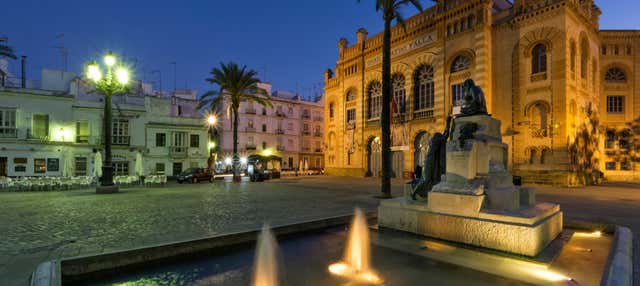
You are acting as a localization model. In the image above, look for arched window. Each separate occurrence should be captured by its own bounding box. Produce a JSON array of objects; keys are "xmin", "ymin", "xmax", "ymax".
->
[
  {"xmin": 581, "ymin": 39, "xmax": 589, "ymax": 79},
  {"xmin": 367, "ymin": 81, "xmax": 382, "ymax": 119},
  {"xmin": 414, "ymin": 65, "xmax": 435, "ymax": 111},
  {"xmin": 528, "ymin": 101, "xmax": 549, "ymax": 137},
  {"xmin": 531, "ymin": 44, "xmax": 547, "ymax": 74},
  {"xmin": 450, "ymin": 55, "xmax": 471, "ymax": 73},
  {"xmin": 346, "ymin": 89, "xmax": 356, "ymax": 101},
  {"xmin": 605, "ymin": 67, "xmax": 627, "ymax": 83},
  {"xmin": 570, "ymin": 41, "xmax": 576, "ymax": 72},
  {"xmin": 392, "ymin": 74, "xmax": 406, "ymax": 114}
]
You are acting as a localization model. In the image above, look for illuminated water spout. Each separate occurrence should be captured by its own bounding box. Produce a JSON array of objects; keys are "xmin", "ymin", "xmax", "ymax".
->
[
  {"xmin": 252, "ymin": 224, "xmax": 279, "ymax": 286},
  {"xmin": 328, "ymin": 208, "xmax": 382, "ymax": 284}
]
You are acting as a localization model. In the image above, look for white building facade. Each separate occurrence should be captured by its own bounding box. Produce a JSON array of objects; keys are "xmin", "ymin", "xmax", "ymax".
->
[
  {"xmin": 217, "ymin": 83, "xmax": 324, "ymax": 170},
  {"xmin": 0, "ymin": 65, "xmax": 208, "ymax": 178}
]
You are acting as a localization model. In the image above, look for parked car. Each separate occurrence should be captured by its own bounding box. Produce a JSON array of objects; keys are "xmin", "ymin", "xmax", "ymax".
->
[{"xmin": 177, "ymin": 168, "xmax": 213, "ymax": 183}]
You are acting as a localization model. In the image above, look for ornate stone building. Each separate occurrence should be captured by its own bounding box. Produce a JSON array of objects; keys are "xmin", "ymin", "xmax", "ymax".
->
[{"xmin": 323, "ymin": 0, "xmax": 640, "ymax": 184}]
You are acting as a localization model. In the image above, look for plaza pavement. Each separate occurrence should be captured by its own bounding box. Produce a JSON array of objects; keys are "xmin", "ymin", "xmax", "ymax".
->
[{"xmin": 0, "ymin": 176, "xmax": 638, "ymax": 285}]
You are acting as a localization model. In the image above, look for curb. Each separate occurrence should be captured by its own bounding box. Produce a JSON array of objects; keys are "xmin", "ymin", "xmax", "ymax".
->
[{"xmin": 601, "ymin": 226, "xmax": 633, "ymax": 286}]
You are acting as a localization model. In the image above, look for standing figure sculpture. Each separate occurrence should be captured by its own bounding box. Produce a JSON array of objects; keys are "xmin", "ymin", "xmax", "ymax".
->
[{"xmin": 412, "ymin": 112, "xmax": 453, "ymax": 200}]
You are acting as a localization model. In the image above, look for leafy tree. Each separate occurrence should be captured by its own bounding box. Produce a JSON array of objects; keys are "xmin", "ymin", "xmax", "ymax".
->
[
  {"xmin": 570, "ymin": 103, "xmax": 602, "ymax": 185},
  {"xmin": 0, "ymin": 38, "xmax": 17, "ymax": 59},
  {"xmin": 358, "ymin": 0, "xmax": 424, "ymax": 197},
  {"xmin": 199, "ymin": 62, "xmax": 272, "ymax": 182}
]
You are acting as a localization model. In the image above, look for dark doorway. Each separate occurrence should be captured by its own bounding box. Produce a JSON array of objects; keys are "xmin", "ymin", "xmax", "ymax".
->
[
  {"xmin": 172, "ymin": 162, "xmax": 183, "ymax": 176},
  {"xmin": 0, "ymin": 157, "xmax": 7, "ymax": 177}
]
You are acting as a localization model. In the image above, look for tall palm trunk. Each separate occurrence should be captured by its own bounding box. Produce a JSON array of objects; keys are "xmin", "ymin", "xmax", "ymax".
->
[
  {"xmin": 232, "ymin": 105, "xmax": 240, "ymax": 182},
  {"xmin": 380, "ymin": 18, "xmax": 392, "ymax": 197}
]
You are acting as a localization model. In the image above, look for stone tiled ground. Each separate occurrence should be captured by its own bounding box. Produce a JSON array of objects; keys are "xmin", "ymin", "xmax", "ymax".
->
[
  {"xmin": 1, "ymin": 177, "xmax": 638, "ymax": 285},
  {"xmin": 0, "ymin": 176, "xmax": 403, "ymax": 285}
]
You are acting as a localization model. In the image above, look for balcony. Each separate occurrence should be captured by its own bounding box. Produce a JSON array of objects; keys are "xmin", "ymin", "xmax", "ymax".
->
[
  {"xmin": 277, "ymin": 145, "xmax": 286, "ymax": 151},
  {"xmin": 412, "ymin": 109, "xmax": 434, "ymax": 120},
  {"xmin": 245, "ymin": 127, "xmax": 256, "ymax": 132},
  {"xmin": 314, "ymin": 131, "xmax": 322, "ymax": 137},
  {"xmin": 313, "ymin": 116, "xmax": 323, "ymax": 122},
  {"xmin": 112, "ymin": 135, "xmax": 131, "ymax": 145},
  {"xmin": 245, "ymin": 108, "xmax": 257, "ymax": 114},
  {"xmin": 246, "ymin": 144, "xmax": 257, "ymax": 150},
  {"xmin": 366, "ymin": 119, "xmax": 379, "ymax": 128},
  {"xmin": 76, "ymin": 135, "xmax": 90, "ymax": 143},
  {"xmin": 302, "ymin": 131, "xmax": 311, "ymax": 136},
  {"xmin": 302, "ymin": 114, "xmax": 311, "ymax": 120},
  {"xmin": 0, "ymin": 127, "xmax": 18, "ymax": 138},
  {"xmin": 169, "ymin": 146, "xmax": 188, "ymax": 157},
  {"xmin": 275, "ymin": 128, "xmax": 285, "ymax": 135}
]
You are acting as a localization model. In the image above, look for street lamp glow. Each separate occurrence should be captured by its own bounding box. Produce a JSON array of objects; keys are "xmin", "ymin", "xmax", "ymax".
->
[
  {"xmin": 224, "ymin": 157, "xmax": 232, "ymax": 165},
  {"xmin": 86, "ymin": 63, "xmax": 102, "ymax": 82},
  {"xmin": 104, "ymin": 52, "xmax": 116, "ymax": 67},
  {"xmin": 208, "ymin": 142, "xmax": 216, "ymax": 149},
  {"xmin": 115, "ymin": 67, "xmax": 130, "ymax": 85},
  {"xmin": 207, "ymin": 115, "xmax": 217, "ymax": 126},
  {"xmin": 240, "ymin": 157, "xmax": 248, "ymax": 164}
]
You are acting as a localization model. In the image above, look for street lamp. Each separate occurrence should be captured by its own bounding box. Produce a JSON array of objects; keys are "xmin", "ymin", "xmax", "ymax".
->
[
  {"xmin": 85, "ymin": 51, "xmax": 131, "ymax": 194},
  {"xmin": 206, "ymin": 113, "xmax": 218, "ymax": 171}
]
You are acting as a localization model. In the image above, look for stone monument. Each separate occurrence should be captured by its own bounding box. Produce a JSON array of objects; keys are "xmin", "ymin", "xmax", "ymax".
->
[{"xmin": 379, "ymin": 79, "xmax": 562, "ymax": 256}]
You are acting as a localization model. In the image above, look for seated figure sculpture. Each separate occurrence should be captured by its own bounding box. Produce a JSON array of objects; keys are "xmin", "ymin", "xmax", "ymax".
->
[{"xmin": 412, "ymin": 79, "xmax": 487, "ymax": 199}]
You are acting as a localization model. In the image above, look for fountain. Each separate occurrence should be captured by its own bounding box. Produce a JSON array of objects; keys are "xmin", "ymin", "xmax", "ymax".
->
[
  {"xmin": 252, "ymin": 224, "xmax": 279, "ymax": 286},
  {"xmin": 328, "ymin": 208, "xmax": 382, "ymax": 284}
]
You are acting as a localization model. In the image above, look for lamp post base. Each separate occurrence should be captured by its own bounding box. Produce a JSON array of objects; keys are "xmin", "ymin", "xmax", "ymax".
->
[{"xmin": 96, "ymin": 184, "xmax": 119, "ymax": 194}]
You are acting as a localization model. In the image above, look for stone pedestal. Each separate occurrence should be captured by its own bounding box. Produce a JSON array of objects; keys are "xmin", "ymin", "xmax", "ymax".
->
[{"xmin": 380, "ymin": 114, "xmax": 562, "ymax": 256}]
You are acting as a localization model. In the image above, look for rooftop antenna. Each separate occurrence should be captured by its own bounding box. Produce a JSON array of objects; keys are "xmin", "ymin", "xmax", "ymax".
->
[{"xmin": 52, "ymin": 33, "xmax": 68, "ymax": 71}]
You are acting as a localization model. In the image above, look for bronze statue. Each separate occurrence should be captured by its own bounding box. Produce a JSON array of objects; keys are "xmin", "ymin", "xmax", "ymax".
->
[
  {"xmin": 412, "ymin": 112, "xmax": 453, "ymax": 199},
  {"xmin": 460, "ymin": 79, "xmax": 487, "ymax": 116}
]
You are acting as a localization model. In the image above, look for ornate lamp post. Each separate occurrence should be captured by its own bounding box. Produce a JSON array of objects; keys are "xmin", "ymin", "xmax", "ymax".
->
[
  {"xmin": 86, "ymin": 52, "xmax": 130, "ymax": 194},
  {"xmin": 206, "ymin": 114, "xmax": 218, "ymax": 170}
]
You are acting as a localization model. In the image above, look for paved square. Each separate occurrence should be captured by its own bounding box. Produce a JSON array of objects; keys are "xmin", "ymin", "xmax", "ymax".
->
[{"xmin": 0, "ymin": 177, "xmax": 638, "ymax": 285}]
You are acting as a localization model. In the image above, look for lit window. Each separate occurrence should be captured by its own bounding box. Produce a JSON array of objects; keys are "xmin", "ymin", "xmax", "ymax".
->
[
  {"xmin": 113, "ymin": 162, "xmax": 129, "ymax": 176},
  {"xmin": 34, "ymin": 159, "xmax": 46, "ymax": 173}
]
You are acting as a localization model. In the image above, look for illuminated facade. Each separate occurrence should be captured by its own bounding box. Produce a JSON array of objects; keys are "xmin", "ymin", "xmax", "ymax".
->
[
  {"xmin": 323, "ymin": 0, "xmax": 640, "ymax": 184},
  {"xmin": 0, "ymin": 66, "xmax": 208, "ymax": 177}
]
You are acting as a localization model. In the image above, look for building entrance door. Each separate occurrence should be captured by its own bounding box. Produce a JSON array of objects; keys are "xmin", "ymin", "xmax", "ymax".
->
[
  {"xmin": 391, "ymin": 151, "xmax": 404, "ymax": 178},
  {"xmin": 288, "ymin": 157, "xmax": 293, "ymax": 169},
  {"xmin": 0, "ymin": 157, "xmax": 7, "ymax": 177},
  {"xmin": 172, "ymin": 162, "xmax": 183, "ymax": 176}
]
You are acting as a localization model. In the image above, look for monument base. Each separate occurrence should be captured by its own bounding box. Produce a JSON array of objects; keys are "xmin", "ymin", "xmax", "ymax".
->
[
  {"xmin": 96, "ymin": 185, "xmax": 119, "ymax": 194},
  {"xmin": 379, "ymin": 197, "xmax": 562, "ymax": 256}
]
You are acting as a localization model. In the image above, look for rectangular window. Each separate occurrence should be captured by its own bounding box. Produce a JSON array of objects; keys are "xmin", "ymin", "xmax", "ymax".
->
[
  {"xmin": 112, "ymin": 119, "xmax": 130, "ymax": 145},
  {"xmin": 262, "ymin": 124, "xmax": 267, "ymax": 132},
  {"xmin": 173, "ymin": 132, "xmax": 187, "ymax": 147},
  {"xmin": 346, "ymin": 108, "xmax": 356, "ymax": 124},
  {"xmin": 248, "ymin": 119, "xmax": 254, "ymax": 128},
  {"xmin": 76, "ymin": 121, "xmax": 89, "ymax": 143},
  {"xmin": 329, "ymin": 103, "xmax": 334, "ymax": 119},
  {"xmin": 75, "ymin": 157, "xmax": 87, "ymax": 176},
  {"xmin": 606, "ymin": 96, "xmax": 624, "ymax": 113},
  {"xmin": 0, "ymin": 108, "xmax": 17, "ymax": 138},
  {"xmin": 190, "ymin": 134, "xmax": 200, "ymax": 148},
  {"xmin": 155, "ymin": 163, "xmax": 165, "ymax": 174},
  {"xmin": 605, "ymin": 161, "xmax": 616, "ymax": 170},
  {"xmin": 452, "ymin": 83, "xmax": 465, "ymax": 106},
  {"xmin": 32, "ymin": 114, "xmax": 49, "ymax": 139},
  {"xmin": 47, "ymin": 158, "xmax": 59, "ymax": 172},
  {"xmin": 621, "ymin": 161, "xmax": 631, "ymax": 170},
  {"xmin": 34, "ymin": 159, "xmax": 46, "ymax": 173},
  {"xmin": 113, "ymin": 162, "xmax": 129, "ymax": 176},
  {"xmin": 156, "ymin": 133, "xmax": 166, "ymax": 147}
]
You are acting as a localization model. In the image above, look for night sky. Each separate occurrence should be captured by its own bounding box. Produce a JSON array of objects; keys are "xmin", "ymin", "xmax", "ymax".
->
[{"xmin": 1, "ymin": 0, "xmax": 638, "ymax": 99}]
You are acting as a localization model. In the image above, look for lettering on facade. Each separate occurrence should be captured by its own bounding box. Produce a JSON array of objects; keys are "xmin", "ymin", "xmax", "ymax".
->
[{"xmin": 365, "ymin": 32, "xmax": 437, "ymax": 68}]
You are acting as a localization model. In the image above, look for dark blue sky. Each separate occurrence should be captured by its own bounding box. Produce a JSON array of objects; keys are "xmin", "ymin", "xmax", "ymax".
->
[{"xmin": 2, "ymin": 0, "xmax": 638, "ymax": 99}]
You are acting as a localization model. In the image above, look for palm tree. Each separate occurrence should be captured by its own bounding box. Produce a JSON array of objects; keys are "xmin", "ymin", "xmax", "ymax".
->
[
  {"xmin": 358, "ymin": 0, "xmax": 423, "ymax": 198},
  {"xmin": 199, "ymin": 62, "xmax": 272, "ymax": 182},
  {"xmin": 0, "ymin": 38, "xmax": 17, "ymax": 59}
]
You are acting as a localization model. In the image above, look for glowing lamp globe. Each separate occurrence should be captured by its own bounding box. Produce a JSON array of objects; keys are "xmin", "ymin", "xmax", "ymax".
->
[
  {"xmin": 86, "ymin": 63, "xmax": 102, "ymax": 82},
  {"xmin": 115, "ymin": 67, "xmax": 130, "ymax": 85},
  {"xmin": 104, "ymin": 52, "xmax": 116, "ymax": 67},
  {"xmin": 207, "ymin": 115, "xmax": 217, "ymax": 126},
  {"xmin": 240, "ymin": 157, "xmax": 248, "ymax": 164}
]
